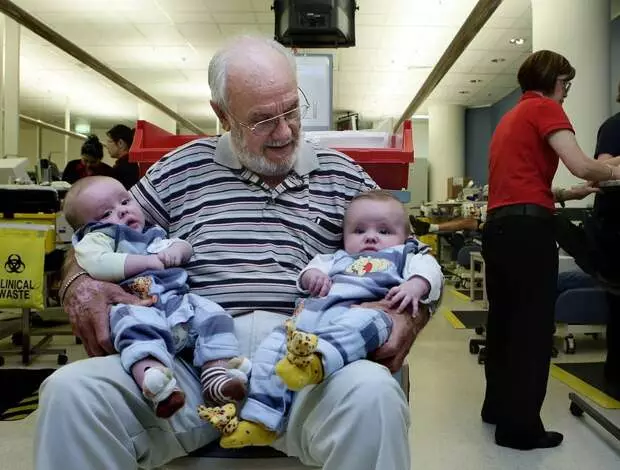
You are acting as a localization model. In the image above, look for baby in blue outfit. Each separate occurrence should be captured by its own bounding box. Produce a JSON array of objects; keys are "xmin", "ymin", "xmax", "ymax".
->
[
  {"xmin": 63, "ymin": 176, "xmax": 250, "ymax": 418},
  {"xmin": 200, "ymin": 189, "xmax": 443, "ymax": 448}
]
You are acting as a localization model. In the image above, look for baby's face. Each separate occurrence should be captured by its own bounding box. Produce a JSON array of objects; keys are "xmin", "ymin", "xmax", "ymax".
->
[
  {"xmin": 77, "ymin": 179, "xmax": 145, "ymax": 230},
  {"xmin": 343, "ymin": 199, "xmax": 408, "ymax": 254}
]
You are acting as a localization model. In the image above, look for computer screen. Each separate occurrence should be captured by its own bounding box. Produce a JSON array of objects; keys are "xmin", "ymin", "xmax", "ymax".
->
[{"xmin": 0, "ymin": 158, "xmax": 33, "ymax": 184}]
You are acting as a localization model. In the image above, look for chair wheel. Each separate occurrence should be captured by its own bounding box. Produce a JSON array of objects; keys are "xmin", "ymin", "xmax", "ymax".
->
[
  {"xmin": 477, "ymin": 347, "xmax": 487, "ymax": 364},
  {"xmin": 570, "ymin": 401, "xmax": 584, "ymax": 417},
  {"xmin": 57, "ymin": 354, "xmax": 68, "ymax": 365},
  {"xmin": 564, "ymin": 335, "xmax": 576, "ymax": 354},
  {"xmin": 11, "ymin": 332, "xmax": 23, "ymax": 346},
  {"xmin": 469, "ymin": 340, "xmax": 480, "ymax": 354},
  {"xmin": 474, "ymin": 326, "xmax": 485, "ymax": 335}
]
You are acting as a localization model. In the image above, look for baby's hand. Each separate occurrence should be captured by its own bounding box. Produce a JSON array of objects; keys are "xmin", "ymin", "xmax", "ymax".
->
[
  {"xmin": 301, "ymin": 268, "xmax": 332, "ymax": 297},
  {"xmin": 385, "ymin": 276, "xmax": 430, "ymax": 316},
  {"xmin": 157, "ymin": 243, "xmax": 190, "ymax": 268}
]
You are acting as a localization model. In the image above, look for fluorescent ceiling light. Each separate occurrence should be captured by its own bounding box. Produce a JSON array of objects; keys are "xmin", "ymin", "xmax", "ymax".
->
[{"xmin": 412, "ymin": 114, "xmax": 429, "ymax": 120}]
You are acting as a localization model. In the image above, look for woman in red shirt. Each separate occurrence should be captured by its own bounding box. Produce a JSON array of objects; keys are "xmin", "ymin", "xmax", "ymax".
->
[
  {"xmin": 482, "ymin": 50, "xmax": 620, "ymax": 450},
  {"xmin": 62, "ymin": 135, "xmax": 114, "ymax": 184}
]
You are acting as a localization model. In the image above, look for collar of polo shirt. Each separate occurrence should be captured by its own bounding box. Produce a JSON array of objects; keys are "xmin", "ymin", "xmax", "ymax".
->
[{"xmin": 214, "ymin": 133, "xmax": 319, "ymax": 176}]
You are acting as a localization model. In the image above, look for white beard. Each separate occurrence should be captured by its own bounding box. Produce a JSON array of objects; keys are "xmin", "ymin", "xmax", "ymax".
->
[{"xmin": 230, "ymin": 127, "xmax": 299, "ymax": 177}]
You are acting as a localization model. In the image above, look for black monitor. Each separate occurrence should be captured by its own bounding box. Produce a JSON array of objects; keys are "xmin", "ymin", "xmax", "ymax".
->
[{"xmin": 273, "ymin": 0, "xmax": 356, "ymax": 48}]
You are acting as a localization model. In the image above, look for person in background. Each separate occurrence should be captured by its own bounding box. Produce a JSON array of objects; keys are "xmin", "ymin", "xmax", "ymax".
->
[
  {"xmin": 585, "ymin": 79, "xmax": 620, "ymax": 395},
  {"xmin": 410, "ymin": 215, "xmax": 483, "ymax": 236},
  {"xmin": 62, "ymin": 135, "xmax": 114, "ymax": 184},
  {"xmin": 482, "ymin": 50, "xmax": 620, "ymax": 451},
  {"xmin": 106, "ymin": 124, "xmax": 140, "ymax": 189}
]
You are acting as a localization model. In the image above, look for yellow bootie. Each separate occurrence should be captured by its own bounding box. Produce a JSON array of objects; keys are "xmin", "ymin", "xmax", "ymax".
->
[
  {"xmin": 219, "ymin": 420, "xmax": 278, "ymax": 448},
  {"xmin": 197, "ymin": 403, "xmax": 239, "ymax": 435},
  {"xmin": 275, "ymin": 353, "xmax": 324, "ymax": 391}
]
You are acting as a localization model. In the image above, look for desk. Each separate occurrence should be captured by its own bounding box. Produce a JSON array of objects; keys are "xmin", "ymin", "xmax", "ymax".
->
[{"xmin": 469, "ymin": 251, "xmax": 488, "ymax": 309}]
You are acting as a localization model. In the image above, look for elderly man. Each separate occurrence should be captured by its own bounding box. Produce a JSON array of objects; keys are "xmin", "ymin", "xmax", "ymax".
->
[{"xmin": 34, "ymin": 37, "xmax": 434, "ymax": 470}]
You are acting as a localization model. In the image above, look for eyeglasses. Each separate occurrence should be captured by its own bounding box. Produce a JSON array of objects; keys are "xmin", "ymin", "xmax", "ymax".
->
[
  {"xmin": 228, "ymin": 88, "xmax": 311, "ymax": 136},
  {"xmin": 558, "ymin": 78, "xmax": 572, "ymax": 93}
]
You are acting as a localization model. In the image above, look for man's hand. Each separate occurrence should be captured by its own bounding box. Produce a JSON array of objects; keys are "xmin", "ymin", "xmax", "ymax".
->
[
  {"xmin": 63, "ymin": 275, "xmax": 154, "ymax": 357},
  {"xmin": 385, "ymin": 276, "xmax": 430, "ymax": 316},
  {"xmin": 359, "ymin": 299, "xmax": 430, "ymax": 372},
  {"xmin": 300, "ymin": 268, "xmax": 332, "ymax": 297}
]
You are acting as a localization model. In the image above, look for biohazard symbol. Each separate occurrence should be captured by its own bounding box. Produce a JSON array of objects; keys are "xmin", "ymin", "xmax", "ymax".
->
[{"xmin": 4, "ymin": 254, "xmax": 26, "ymax": 273}]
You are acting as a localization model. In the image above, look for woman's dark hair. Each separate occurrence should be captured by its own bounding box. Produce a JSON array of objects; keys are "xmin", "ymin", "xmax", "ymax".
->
[
  {"xmin": 80, "ymin": 134, "xmax": 104, "ymax": 160},
  {"xmin": 517, "ymin": 50, "xmax": 576, "ymax": 95},
  {"xmin": 106, "ymin": 124, "xmax": 135, "ymax": 147}
]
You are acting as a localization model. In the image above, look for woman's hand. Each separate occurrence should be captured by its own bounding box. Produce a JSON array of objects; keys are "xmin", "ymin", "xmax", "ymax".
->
[
  {"xmin": 561, "ymin": 182, "xmax": 600, "ymax": 201},
  {"xmin": 63, "ymin": 275, "xmax": 154, "ymax": 356}
]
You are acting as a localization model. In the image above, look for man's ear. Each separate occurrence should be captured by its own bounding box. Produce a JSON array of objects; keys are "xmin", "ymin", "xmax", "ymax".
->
[{"xmin": 211, "ymin": 101, "xmax": 231, "ymax": 132}]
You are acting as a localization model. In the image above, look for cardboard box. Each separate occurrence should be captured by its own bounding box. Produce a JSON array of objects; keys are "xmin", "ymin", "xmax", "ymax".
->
[{"xmin": 447, "ymin": 176, "xmax": 473, "ymax": 199}]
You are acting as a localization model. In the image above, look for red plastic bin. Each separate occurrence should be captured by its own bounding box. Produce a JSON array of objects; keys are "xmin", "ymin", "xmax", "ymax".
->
[{"xmin": 130, "ymin": 120, "xmax": 414, "ymax": 190}]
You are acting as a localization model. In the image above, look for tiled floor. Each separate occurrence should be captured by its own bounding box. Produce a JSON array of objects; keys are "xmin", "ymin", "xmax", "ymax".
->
[{"xmin": 1, "ymin": 288, "xmax": 620, "ymax": 470}]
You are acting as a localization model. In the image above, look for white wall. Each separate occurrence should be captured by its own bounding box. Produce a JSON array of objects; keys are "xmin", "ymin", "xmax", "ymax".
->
[
  {"xmin": 428, "ymin": 104, "xmax": 465, "ymax": 201},
  {"xmin": 412, "ymin": 120, "xmax": 429, "ymax": 159}
]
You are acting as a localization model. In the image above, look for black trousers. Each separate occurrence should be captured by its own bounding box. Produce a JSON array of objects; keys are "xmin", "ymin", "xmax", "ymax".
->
[
  {"xmin": 482, "ymin": 215, "xmax": 557, "ymax": 441},
  {"xmin": 606, "ymin": 294, "xmax": 620, "ymax": 388},
  {"xmin": 554, "ymin": 213, "xmax": 620, "ymax": 387}
]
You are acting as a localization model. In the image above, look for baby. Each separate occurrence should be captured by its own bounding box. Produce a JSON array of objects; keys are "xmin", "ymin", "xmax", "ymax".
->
[
  {"xmin": 200, "ymin": 189, "xmax": 443, "ymax": 447},
  {"xmin": 63, "ymin": 176, "xmax": 250, "ymax": 418}
]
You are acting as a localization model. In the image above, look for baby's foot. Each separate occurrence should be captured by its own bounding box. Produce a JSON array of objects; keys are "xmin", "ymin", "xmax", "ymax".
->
[
  {"xmin": 201, "ymin": 357, "xmax": 251, "ymax": 405},
  {"xmin": 142, "ymin": 367, "xmax": 186, "ymax": 418},
  {"xmin": 275, "ymin": 354, "xmax": 323, "ymax": 391},
  {"xmin": 275, "ymin": 328, "xmax": 323, "ymax": 390},
  {"xmin": 220, "ymin": 420, "xmax": 277, "ymax": 449},
  {"xmin": 198, "ymin": 403, "xmax": 240, "ymax": 434}
]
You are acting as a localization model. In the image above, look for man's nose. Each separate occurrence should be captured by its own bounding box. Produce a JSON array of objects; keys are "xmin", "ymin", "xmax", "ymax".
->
[{"xmin": 270, "ymin": 116, "xmax": 292, "ymax": 139}]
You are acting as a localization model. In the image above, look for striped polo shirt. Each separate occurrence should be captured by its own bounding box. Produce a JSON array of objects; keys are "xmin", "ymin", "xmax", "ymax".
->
[{"xmin": 131, "ymin": 133, "xmax": 376, "ymax": 316}]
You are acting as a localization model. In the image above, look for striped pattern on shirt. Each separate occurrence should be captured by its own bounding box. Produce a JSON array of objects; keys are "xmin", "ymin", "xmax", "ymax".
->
[{"xmin": 131, "ymin": 137, "xmax": 376, "ymax": 316}]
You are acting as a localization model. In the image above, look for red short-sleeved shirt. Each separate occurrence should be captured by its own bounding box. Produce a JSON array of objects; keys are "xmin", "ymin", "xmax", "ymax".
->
[{"xmin": 487, "ymin": 91, "xmax": 574, "ymax": 211}]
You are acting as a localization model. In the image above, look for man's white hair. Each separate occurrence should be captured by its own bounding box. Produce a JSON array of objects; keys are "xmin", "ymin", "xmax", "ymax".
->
[{"xmin": 208, "ymin": 36, "xmax": 297, "ymax": 110}]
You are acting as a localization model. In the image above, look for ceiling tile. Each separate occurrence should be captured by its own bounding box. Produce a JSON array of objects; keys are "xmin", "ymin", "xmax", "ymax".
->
[
  {"xmin": 203, "ymin": 0, "xmax": 264, "ymax": 12},
  {"xmin": 176, "ymin": 24, "xmax": 223, "ymax": 45},
  {"xmin": 211, "ymin": 13, "xmax": 257, "ymax": 24},
  {"xmin": 493, "ymin": 0, "xmax": 531, "ymax": 19},
  {"xmin": 134, "ymin": 24, "xmax": 189, "ymax": 46},
  {"xmin": 156, "ymin": 0, "xmax": 210, "ymax": 13},
  {"xmin": 255, "ymin": 12, "xmax": 274, "ymax": 24},
  {"xmin": 218, "ymin": 24, "xmax": 268, "ymax": 37},
  {"xmin": 250, "ymin": 0, "xmax": 274, "ymax": 13}
]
